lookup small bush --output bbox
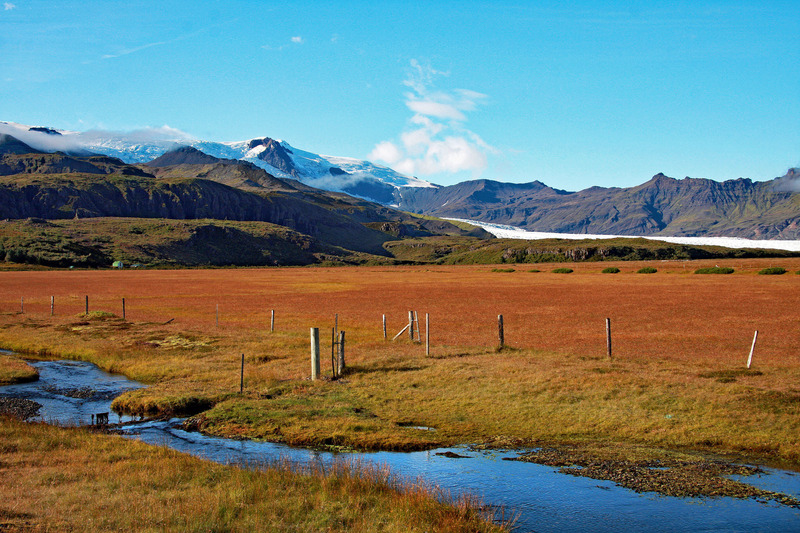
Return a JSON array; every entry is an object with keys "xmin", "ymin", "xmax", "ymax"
[
  {"xmin": 758, "ymin": 267, "xmax": 786, "ymax": 275},
  {"xmin": 637, "ymin": 267, "xmax": 658, "ymax": 274},
  {"xmin": 491, "ymin": 268, "xmax": 515, "ymax": 273},
  {"xmin": 694, "ymin": 267, "xmax": 734, "ymax": 274},
  {"xmin": 528, "ymin": 269, "xmax": 541, "ymax": 273},
  {"xmin": 552, "ymin": 268, "xmax": 573, "ymax": 274},
  {"xmin": 601, "ymin": 267, "xmax": 620, "ymax": 274}
]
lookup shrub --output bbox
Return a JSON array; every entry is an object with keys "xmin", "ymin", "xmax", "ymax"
[
  {"xmin": 528, "ymin": 269, "xmax": 541, "ymax": 273},
  {"xmin": 758, "ymin": 267, "xmax": 786, "ymax": 275},
  {"xmin": 552, "ymin": 268, "xmax": 573, "ymax": 274},
  {"xmin": 491, "ymin": 268, "xmax": 515, "ymax": 273},
  {"xmin": 601, "ymin": 267, "xmax": 620, "ymax": 274},
  {"xmin": 694, "ymin": 267, "xmax": 734, "ymax": 274},
  {"xmin": 637, "ymin": 267, "xmax": 657, "ymax": 274}
]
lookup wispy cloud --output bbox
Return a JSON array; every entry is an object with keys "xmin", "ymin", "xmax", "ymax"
[
  {"xmin": 263, "ymin": 35, "xmax": 305, "ymax": 51},
  {"xmin": 4, "ymin": 2, "xmax": 16, "ymax": 10},
  {"xmin": 97, "ymin": 19, "xmax": 238, "ymax": 61},
  {"xmin": 369, "ymin": 59, "xmax": 495, "ymax": 178},
  {"xmin": 102, "ymin": 40, "xmax": 167, "ymax": 60}
]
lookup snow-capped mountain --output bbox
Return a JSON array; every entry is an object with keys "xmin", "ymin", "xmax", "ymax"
[{"xmin": 0, "ymin": 121, "xmax": 435, "ymax": 204}]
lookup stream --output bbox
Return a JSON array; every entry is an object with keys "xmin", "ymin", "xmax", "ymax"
[{"xmin": 2, "ymin": 359, "xmax": 799, "ymax": 533}]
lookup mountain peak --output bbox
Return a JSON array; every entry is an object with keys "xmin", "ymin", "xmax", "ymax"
[{"xmin": 146, "ymin": 145, "xmax": 225, "ymax": 167}]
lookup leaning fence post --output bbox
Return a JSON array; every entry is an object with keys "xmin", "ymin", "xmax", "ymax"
[
  {"xmin": 606, "ymin": 318, "xmax": 612, "ymax": 360},
  {"xmin": 338, "ymin": 331, "xmax": 346, "ymax": 377},
  {"xmin": 747, "ymin": 330, "xmax": 759, "ymax": 369},
  {"xmin": 498, "ymin": 314, "xmax": 504, "ymax": 349},
  {"xmin": 310, "ymin": 328, "xmax": 320, "ymax": 380}
]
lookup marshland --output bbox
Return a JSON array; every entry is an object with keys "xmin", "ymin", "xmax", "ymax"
[{"xmin": 2, "ymin": 258, "xmax": 800, "ymax": 531}]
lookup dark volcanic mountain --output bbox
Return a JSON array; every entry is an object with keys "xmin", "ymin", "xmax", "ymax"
[{"xmin": 393, "ymin": 170, "xmax": 800, "ymax": 240}]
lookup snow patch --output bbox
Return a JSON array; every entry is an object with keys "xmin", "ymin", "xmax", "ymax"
[{"xmin": 447, "ymin": 218, "xmax": 800, "ymax": 252}]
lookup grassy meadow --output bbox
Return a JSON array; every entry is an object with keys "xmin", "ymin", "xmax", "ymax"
[{"xmin": 1, "ymin": 258, "xmax": 800, "ymax": 469}]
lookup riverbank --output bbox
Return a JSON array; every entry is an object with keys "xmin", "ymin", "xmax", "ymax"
[
  {"xmin": 0, "ymin": 352, "xmax": 38, "ymax": 385},
  {"xmin": 0, "ymin": 416, "xmax": 504, "ymax": 532}
]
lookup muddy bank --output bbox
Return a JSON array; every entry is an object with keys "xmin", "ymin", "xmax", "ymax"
[
  {"xmin": 0, "ymin": 397, "xmax": 42, "ymax": 420},
  {"xmin": 509, "ymin": 446, "xmax": 800, "ymax": 508}
]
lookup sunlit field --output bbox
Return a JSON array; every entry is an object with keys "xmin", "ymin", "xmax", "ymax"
[{"xmin": 2, "ymin": 257, "xmax": 799, "ymax": 465}]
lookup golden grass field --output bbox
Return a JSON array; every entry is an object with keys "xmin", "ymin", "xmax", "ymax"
[
  {"xmin": 2, "ymin": 257, "xmax": 800, "ymax": 530},
  {"xmin": 1, "ymin": 258, "xmax": 799, "ymax": 462}
]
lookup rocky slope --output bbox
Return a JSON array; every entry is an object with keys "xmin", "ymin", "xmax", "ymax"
[{"xmin": 393, "ymin": 170, "xmax": 800, "ymax": 239}]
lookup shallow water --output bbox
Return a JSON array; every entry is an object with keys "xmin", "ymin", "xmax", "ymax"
[{"xmin": 3, "ymin": 359, "xmax": 799, "ymax": 532}]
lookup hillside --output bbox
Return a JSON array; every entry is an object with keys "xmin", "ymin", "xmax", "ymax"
[
  {"xmin": 393, "ymin": 170, "xmax": 800, "ymax": 239},
  {"xmin": 0, "ymin": 137, "xmax": 489, "ymax": 267}
]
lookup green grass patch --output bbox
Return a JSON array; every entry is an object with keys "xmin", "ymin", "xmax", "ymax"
[
  {"xmin": 551, "ymin": 268, "xmax": 573, "ymax": 274},
  {"xmin": 601, "ymin": 267, "xmax": 620, "ymax": 274},
  {"xmin": 694, "ymin": 267, "xmax": 735, "ymax": 274},
  {"xmin": 637, "ymin": 267, "xmax": 658, "ymax": 274},
  {"xmin": 758, "ymin": 267, "xmax": 787, "ymax": 275},
  {"xmin": 491, "ymin": 268, "xmax": 515, "ymax": 273}
]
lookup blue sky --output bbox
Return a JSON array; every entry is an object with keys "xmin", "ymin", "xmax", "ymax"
[{"xmin": 1, "ymin": 1, "xmax": 798, "ymax": 190}]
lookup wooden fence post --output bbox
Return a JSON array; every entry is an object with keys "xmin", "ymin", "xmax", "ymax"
[
  {"xmin": 122, "ymin": 298, "xmax": 126, "ymax": 320},
  {"xmin": 747, "ymin": 330, "xmax": 759, "ymax": 369},
  {"xmin": 240, "ymin": 353, "xmax": 245, "ymax": 393},
  {"xmin": 338, "ymin": 331, "xmax": 346, "ymax": 377},
  {"xmin": 425, "ymin": 313, "xmax": 430, "ymax": 356},
  {"xmin": 408, "ymin": 311, "xmax": 414, "ymax": 341},
  {"xmin": 383, "ymin": 314, "xmax": 387, "ymax": 340},
  {"xmin": 606, "ymin": 318, "xmax": 612, "ymax": 360},
  {"xmin": 216, "ymin": 304, "xmax": 219, "ymax": 327},
  {"xmin": 85, "ymin": 295, "xmax": 89, "ymax": 315},
  {"xmin": 270, "ymin": 309, "xmax": 275, "ymax": 332},
  {"xmin": 498, "ymin": 314, "xmax": 504, "ymax": 349},
  {"xmin": 50, "ymin": 296, "xmax": 54, "ymax": 317},
  {"xmin": 20, "ymin": 297, "xmax": 23, "ymax": 314},
  {"xmin": 310, "ymin": 328, "xmax": 320, "ymax": 380},
  {"xmin": 331, "ymin": 327, "xmax": 337, "ymax": 377}
]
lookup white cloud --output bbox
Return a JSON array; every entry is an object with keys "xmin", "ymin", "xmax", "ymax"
[
  {"xmin": 370, "ymin": 59, "xmax": 494, "ymax": 179},
  {"xmin": 3, "ymin": 3, "xmax": 15, "ymax": 10},
  {"xmin": 369, "ymin": 141, "xmax": 403, "ymax": 166},
  {"xmin": 291, "ymin": 36, "xmax": 304, "ymax": 44}
]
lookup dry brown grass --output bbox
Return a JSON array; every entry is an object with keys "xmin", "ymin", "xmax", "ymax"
[
  {"xmin": 0, "ymin": 417, "xmax": 503, "ymax": 532},
  {"xmin": 1, "ymin": 258, "xmax": 799, "ymax": 466}
]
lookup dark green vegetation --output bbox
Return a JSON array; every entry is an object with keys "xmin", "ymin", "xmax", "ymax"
[
  {"xmin": 383, "ymin": 236, "xmax": 799, "ymax": 265},
  {"xmin": 695, "ymin": 267, "xmax": 735, "ymax": 274},
  {"xmin": 393, "ymin": 169, "xmax": 800, "ymax": 239},
  {"xmin": 637, "ymin": 267, "xmax": 658, "ymax": 274},
  {"xmin": 552, "ymin": 267, "xmax": 574, "ymax": 273},
  {"xmin": 601, "ymin": 267, "xmax": 621, "ymax": 273},
  {"xmin": 758, "ymin": 267, "xmax": 787, "ymax": 275}
]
